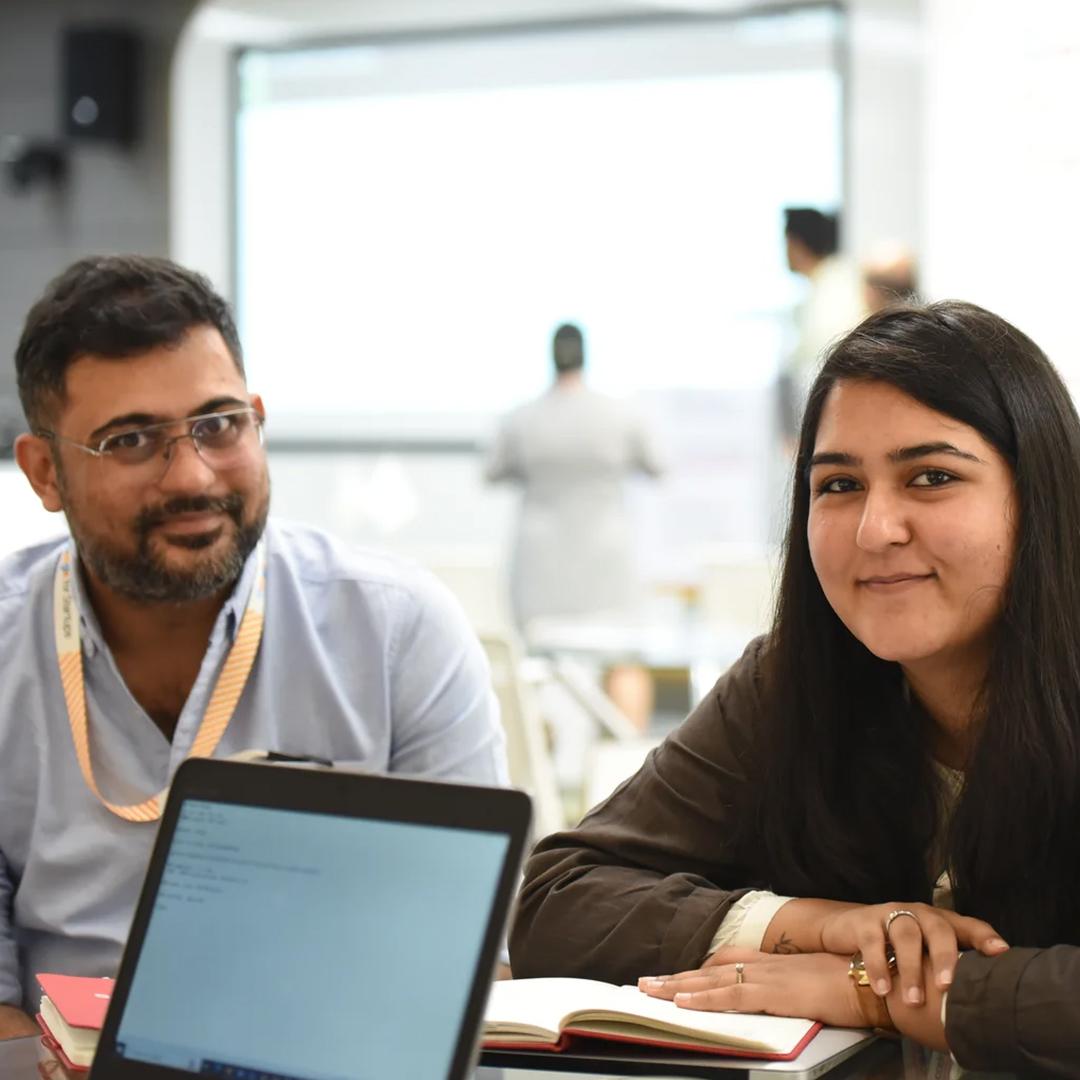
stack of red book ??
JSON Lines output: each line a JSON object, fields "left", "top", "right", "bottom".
{"left": 35, "top": 973, "right": 114, "bottom": 1072}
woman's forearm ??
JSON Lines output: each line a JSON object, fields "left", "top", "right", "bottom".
{"left": 759, "top": 897, "right": 854, "bottom": 954}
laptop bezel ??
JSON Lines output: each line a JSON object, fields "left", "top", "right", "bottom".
{"left": 89, "top": 757, "right": 532, "bottom": 1080}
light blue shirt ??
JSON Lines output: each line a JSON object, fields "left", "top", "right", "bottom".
{"left": 0, "top": 519, "right": 508, "bottom": 1012}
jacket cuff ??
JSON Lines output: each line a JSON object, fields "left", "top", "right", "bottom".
{"left": 945, "top": 946, "right": 1039, "bottom": 1071}
{"left": 663, "top": 885, "right": 752, "bottom": 973}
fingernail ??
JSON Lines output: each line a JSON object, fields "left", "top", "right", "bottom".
{"left": 989, "top": 938, "right": 1008, "bottom": 950}
{"left": 874, "top": 979, "right": 889, "bottom": 995}
{"left": 938, "top": 969, "right": 953, "bottom": 987}
{"left": 906, "top": 987, "right": 923, "bottom": 1005}
{"left": 639, "top": 979, "right": 664, "bottom": 991}
{"left": 674, "top": 993, "right": 692, "bottom": 1004}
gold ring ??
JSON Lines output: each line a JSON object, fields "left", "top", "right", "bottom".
{"left": 884, "top": 909, "right": 919, "bottom": 937}
{"left": 735, "top": 962, "right": 745, "bottom": 985}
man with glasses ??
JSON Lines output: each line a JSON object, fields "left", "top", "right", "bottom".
{"left": 0, "top": 255, "right": 509, "bottom": 1036}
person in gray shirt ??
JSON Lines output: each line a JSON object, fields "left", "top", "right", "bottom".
{"left": 0, "top": 255, "right": 508, "bottom": 1036}
{"left": 485, "top": 324, "right": 664, "bottom": 727}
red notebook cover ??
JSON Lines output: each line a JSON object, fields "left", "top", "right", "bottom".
{"left": 483, "top": 1021, "right": 823, "bottom": 1061}
{"left": 36, "top": 974, "right": 114, "bottom": 1030}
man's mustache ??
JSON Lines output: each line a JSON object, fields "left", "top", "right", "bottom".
{"left": 136, "top": 495, "right": 245, "bottom": 534}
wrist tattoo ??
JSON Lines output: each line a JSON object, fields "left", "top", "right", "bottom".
{"left": 772, "top": 932, "right": 800, "bottom": 955}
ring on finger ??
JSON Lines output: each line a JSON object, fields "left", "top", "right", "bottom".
{"left": 735, "top": 962, "right": 745, "bottom": 985}
{"left": 884, "top": 909, "right": 920, "bottom": 937}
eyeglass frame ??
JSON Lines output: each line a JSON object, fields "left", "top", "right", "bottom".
{"left": 35, "top": 406, "right": 266, "bottom": 473}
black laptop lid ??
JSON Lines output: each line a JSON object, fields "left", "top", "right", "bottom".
{"left": 90, "top": 758, "right": 531, "bottom": 1080}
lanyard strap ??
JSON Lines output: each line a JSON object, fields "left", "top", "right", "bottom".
{"left": 53, "top": 542, "right": 267, "bottom": 823}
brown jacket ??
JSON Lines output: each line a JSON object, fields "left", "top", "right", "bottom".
{"left": 510, "top": 638, "right": 1080, "bottom": 1076}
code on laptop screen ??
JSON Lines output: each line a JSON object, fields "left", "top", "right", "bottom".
{"left": 114, "top": 799, "right": 510, "bottom": 1080}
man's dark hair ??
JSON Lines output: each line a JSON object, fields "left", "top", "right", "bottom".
{"left": 783, "top": 207, "right": 840, "bottom": 258}
{"left": 15, "top": 254, "right": 244, "bottom": 429}
{"left": 552, "top": 323, "right": 584, "bottom": 373}
{"left": 750, "top": 300, "right": 1080, "bottom": 949}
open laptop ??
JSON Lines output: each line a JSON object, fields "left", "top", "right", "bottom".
{"left": 478, "top": 1027, "right": 883, "bottom": 1080}
{"left": 89, "top": 757, "right": 532, "bottom": 1080}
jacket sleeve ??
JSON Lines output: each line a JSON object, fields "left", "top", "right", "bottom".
{"left": 509, "top": 638, "right": 768, "bottom": 984}
{"left": 947, "top": 945, "right": 1080, "bottom": 1077}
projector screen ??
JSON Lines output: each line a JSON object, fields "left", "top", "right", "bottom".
{"left": 236, "top": 10, "right": 843, "bottom": 439}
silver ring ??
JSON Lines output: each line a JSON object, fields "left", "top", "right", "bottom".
{"left": 884, "top": 909, "right": 919, "bottom": 937}
{"left": 735, "top": 962, "right": 745, "bottom": 985}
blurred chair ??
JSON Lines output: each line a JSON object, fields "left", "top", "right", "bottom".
{"left": 692, "top": 544, "right": 778, "bottom": 703}
{"left": 421, "top": 547, "right": 513, "bottom": 634}
{"left": 698, "top": 543, "right": 778, "bottom": 637}
{"left": 582, "top": 736, "right": 663, "bottom": 817}
{"left": 479, "top": 632, "right": 565, "bottom": 840}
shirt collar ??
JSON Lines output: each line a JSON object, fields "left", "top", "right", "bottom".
{"left": 219, "top": 545, "right": 260, "bottom": 642}
{"left": 67, "top": 541, "right": 261, "bottom": 659}
{"left": 67, "top": 556, "right": 106, "bottom": 659}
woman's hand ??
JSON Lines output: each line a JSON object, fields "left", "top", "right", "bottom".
{"left": 816, "top": 901, "right": 1006, "bottom": 1003}
{"left": 639, "top": 948, "right": 951, "bottom": 1052}
{"left": 751, "top": 897, "right": 1007, "bottom": 1004}
{"left": 639, "top": 949, "right": 865, "bottom": 1029}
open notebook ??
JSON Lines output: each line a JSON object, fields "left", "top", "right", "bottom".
{"left": 483, "top": 978, "right": 822, "bottom": 1061}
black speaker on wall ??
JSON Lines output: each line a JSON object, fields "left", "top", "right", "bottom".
{"left": 62, "top": 26, "right": 141, "bottom": 148}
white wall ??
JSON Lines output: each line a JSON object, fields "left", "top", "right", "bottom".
{"left": 846, "top": 0, "right": 922, "bottom": 256}
{"left": 171, "top": 0, "right": 712, "bottom": 294}
{"left": 170, "top": 19, "right": 234, "bottom": 295}
{"left": 172, "top": 0, "right": 923, "bottom": 296}
{"left": 0, "top": 464, "right": 66, "bottom": 558}
{"left": 922, "top": 0, "right": 1080, "bottom": 385}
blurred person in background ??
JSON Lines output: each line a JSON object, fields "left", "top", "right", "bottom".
{"left": 778, "top": 208, "right": 867, "bottom": 449}
{"left": 485, "top": 323, "right": 665, "bottom": 730}
{"left": 863, "top": 238, "right": 921, "bottom": 313}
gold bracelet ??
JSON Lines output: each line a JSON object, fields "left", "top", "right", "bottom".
{"left": 848, "top": 948, "right": 901, "bottom": 1037}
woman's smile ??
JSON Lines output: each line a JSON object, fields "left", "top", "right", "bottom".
{"left": 858, "top": 572, "right": 936, "bottom": 590}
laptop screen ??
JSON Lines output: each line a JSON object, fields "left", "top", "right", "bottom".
{"left": 112, "top": 797, "right": 510, "bottom": 1080}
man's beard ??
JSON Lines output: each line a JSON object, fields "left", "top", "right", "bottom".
{"left": 70, "top": 490, "right": 270, "bottom": 604}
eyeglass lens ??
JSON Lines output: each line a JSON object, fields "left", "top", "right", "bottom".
{"left": 99, "top": 411, "right": 261, "bottom": 469}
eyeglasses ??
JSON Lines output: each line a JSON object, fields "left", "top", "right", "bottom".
{"left": 39, "top": 407, "right": 265, "bottom": 480}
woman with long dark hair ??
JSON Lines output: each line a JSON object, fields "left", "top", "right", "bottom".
{"left": 510, "top": 301, "right": 1080, "bottom": 1073}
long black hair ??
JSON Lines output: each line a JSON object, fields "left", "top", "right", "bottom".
{"left": 751, "top": 301, "right": 1080, "bottom": 947}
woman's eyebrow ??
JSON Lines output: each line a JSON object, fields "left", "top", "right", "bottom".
{"left": 889, "top": 442, "right": 985, "bottom": 464}
{"left": 809, "top": 443, "right": 985, "bottom": 470}
{"left": 808, "top": 451, "right": 859, "bottom": 468}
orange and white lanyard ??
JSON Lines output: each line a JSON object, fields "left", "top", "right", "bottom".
{"left": 53, "top": 543, "right": 267, "bottom": 823}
